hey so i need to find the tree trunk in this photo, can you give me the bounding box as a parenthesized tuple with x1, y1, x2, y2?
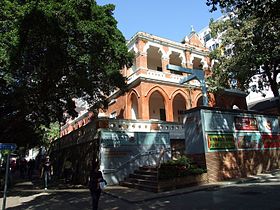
(265, 65, 280, 114)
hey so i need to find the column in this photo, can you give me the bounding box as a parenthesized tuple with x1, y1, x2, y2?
(165, 98, 173, 122)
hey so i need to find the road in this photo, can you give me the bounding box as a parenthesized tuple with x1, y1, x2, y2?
(2, 171, 280, 210)
(134, 184, 280, 210)
(2, 183, 280, 210)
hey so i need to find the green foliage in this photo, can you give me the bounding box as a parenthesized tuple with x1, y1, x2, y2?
(159, 156, 207, 180)
(206, 1, 280, 101)
(163, 156, 192, 166)
(206, 0, 280, 20)
(0, 0, 132, 147)
(39, 122, 60, 147)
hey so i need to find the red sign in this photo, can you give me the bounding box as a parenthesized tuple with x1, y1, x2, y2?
(261, 134, 280, 148)
(235, 117, 258, 131)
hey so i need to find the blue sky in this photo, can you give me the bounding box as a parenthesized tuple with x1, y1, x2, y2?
(96, 0, 222, 42)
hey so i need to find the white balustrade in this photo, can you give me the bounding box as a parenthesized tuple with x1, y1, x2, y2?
(127, 69, 184, 84)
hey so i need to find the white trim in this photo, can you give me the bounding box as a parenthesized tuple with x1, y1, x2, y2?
(128, 43, 138, 54)
(190, 53, 208, 69)
(167, 47, 186, 65)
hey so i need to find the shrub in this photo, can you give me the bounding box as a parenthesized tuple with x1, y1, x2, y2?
(163, 156, 192, 167)
(158, 156, 207, 180)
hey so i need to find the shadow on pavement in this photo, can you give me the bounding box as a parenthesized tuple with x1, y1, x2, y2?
(233, 169, 280, 185)
(3, 169, 280, 210)
(6, 191, 92, 210)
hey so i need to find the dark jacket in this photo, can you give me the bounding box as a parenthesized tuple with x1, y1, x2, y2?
(89, 170, 103, 192)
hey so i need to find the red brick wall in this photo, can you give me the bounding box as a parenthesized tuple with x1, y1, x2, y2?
(186, 153, 207, 169)
(106, 94, 127, 119)
(205, 150, 280, 182)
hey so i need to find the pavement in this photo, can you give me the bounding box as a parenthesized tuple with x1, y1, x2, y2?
(2, 169, 280, 208)
(102, 169, 280, 203)
(0, 178, 89, 209)
(102, 183, 221, 203)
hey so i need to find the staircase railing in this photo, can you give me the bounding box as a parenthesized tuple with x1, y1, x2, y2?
(102, 147, 171, 175)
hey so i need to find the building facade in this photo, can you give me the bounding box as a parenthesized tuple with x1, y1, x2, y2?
(53, 31, 280, 186)
(61, 31, 247, 136)
(106, 31, 211, 122)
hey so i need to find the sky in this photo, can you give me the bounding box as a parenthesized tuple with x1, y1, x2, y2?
(96, 0, 222, 42)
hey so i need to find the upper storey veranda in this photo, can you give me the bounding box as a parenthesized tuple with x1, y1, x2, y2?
(123, 31, 211, 86)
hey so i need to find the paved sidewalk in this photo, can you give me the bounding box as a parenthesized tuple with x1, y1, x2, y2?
(103, 169, 280, 203)
(0, 179, 87, 208)
(2, 169, 280, 209)
(103, 183, 221, 203)
(11, 178, 86, 191)
(1, 180, 224, 209)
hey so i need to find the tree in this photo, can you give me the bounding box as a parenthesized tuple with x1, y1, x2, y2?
(40, 122, 60, 147)
(206, 0, 280, 20)
(0, 0, 133, 147)
(206, 0, 280, 101)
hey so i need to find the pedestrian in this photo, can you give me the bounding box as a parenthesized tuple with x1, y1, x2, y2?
(19, 157, 27, 179)
(40, 156, 53, 190)
(27, 159, 35, 180)
(10, 159, 17, 174)
(88, 161, 106, 210)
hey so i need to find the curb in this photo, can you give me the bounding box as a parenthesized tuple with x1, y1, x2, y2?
(103, 183, 222, 203)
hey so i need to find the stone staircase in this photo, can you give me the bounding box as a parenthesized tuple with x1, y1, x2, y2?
(120, 166, 159, 192)
(121, 165, 209, 192)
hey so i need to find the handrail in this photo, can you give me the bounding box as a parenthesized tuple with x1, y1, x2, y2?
(102, 147, 171, 174)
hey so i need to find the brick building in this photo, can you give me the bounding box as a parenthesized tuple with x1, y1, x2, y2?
(61, 31, 247, 136)
(54, 32, 280, 186)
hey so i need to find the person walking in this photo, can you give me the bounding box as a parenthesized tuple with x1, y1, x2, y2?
(88, 161, 106, 210)
(40, 156, 53, 190)
(19, 157, 27, 179)
(27, 159, 35, 180)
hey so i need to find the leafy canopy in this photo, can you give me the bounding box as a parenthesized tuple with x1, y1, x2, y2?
(0, 0, 133, 147)
(206, 0, 280, 99)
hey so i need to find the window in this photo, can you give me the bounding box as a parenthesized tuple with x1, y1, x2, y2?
(212, 43, 220, 50)
(204, 34, 211, 43)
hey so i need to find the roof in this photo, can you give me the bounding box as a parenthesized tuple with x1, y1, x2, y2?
(248, 96, 280, 111)
(219, 88, 247, 97)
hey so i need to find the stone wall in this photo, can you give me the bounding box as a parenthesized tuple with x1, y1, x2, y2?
(50, 121, 99, 185)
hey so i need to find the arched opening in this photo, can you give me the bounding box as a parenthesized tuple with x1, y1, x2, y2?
(131, 94, 138, 119)
(173, 93, 186, 123)
(193, 57, 203, 69)
(147, 46, 162, 71)
(169, 51, 183, 75)
(149, 91, 166, 121)
(197, 96, 203, 107)
(128, 49, 137, 74)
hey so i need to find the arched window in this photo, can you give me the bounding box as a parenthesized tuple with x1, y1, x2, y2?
(169, 51, 183, 75)
(197, 96, 203, 107)
(147, 46, 162, 71)
(193, 57, 203, 69)
(131, 94, 138, 119)
(149, 91, 166, 121)
(173, 93, 186, 122)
